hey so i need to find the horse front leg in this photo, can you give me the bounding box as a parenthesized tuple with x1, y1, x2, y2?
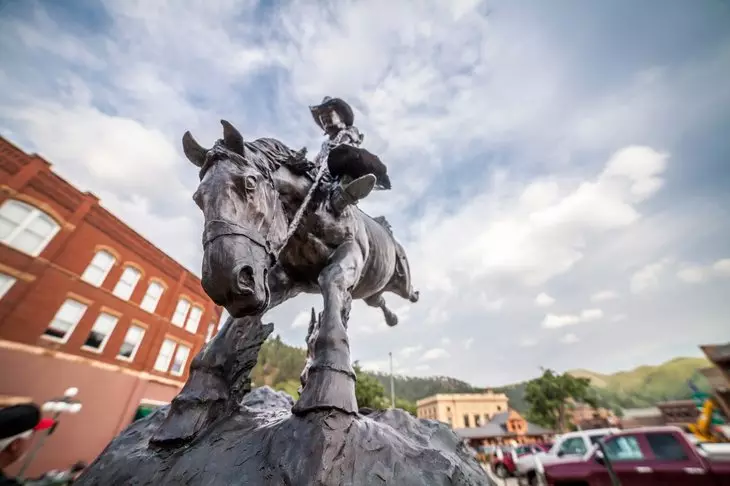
(292, 240, 363, 415)
(152, 265, 299, 445)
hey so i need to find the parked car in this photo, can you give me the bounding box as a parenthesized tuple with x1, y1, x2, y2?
(491, 443, 550, 479)
(516, 428, 620, 485)
(534, 425, 730, 486)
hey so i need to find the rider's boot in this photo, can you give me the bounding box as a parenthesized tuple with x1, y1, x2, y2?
(331, 174, 376, 216)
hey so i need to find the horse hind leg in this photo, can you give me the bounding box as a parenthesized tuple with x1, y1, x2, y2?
(365, 293, 399, 327)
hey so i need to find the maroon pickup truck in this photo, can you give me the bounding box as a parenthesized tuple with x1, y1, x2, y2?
(537, 426, 730, 486)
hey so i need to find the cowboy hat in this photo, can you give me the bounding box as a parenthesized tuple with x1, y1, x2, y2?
(309, 96, 355, 129)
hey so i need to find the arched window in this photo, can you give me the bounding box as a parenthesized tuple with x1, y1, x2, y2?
(81, 250, 116, 287)
(140, 280, 165, 313)
(170, 298, 191, 327)
(112, 265, 142, 301)
(185, 306, 203, 333)
(0, 199, 61, 257)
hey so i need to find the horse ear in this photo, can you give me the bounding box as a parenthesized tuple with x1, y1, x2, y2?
(221, 120, 244, 155)
(182, 131, 207, 167)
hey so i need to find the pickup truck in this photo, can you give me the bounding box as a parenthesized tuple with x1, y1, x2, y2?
(535, 425, 730, 486)
(516, 428, 620, 485)
(491, 444, 550, 479)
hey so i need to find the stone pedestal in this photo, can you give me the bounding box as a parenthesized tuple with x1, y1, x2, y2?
(76, 387, 491, 486)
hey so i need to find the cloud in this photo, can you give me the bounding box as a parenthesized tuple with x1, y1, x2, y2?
(611, 314, 627, 323)
(543, 308, 603, 329)
(2, 0, 730, 388)
(440, 337, 451, 346)
(400, 345, 423, 358)
(590, 290, 618, 302)
(630, 258, 672, 294)
(421, 348, 450, 361)
(542, 314, 581, 329)
(291, 311, 311, 329)
(535, 292, 556, 307)
(677, 258, 730, 284)
(560, 333, 580, 345)
(580, 309, 604, 321)
(519, 338, 538, 348)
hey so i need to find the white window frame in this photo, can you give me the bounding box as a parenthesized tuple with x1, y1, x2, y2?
(80, 250, 116, 287)
(184, 306, 203, 333)
(154, 338, 177, 372)
(205, 323, 215, 343)
(170, 298, 191, 327)
(153, 338, 192, 375)
(140, 281, 164, 313)
(81, 312, 119, 353)
(112, 265, 142, 301)
(42, 299, 88, 344)
(0, 273, 17, 299)
(117, 325, 146, 362)
(169, 344, 191, 376)
(0, 199, 61, 257)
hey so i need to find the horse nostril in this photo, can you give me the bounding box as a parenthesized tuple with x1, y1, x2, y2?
(236, 265, 255, 294)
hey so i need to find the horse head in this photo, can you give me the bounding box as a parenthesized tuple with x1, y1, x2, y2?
(183, 120, 287, 318)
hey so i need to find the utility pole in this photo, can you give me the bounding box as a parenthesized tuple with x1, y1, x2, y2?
(389, 352, 395, 408)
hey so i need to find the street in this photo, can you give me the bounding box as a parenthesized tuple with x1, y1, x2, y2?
(484, 465, 521, 486)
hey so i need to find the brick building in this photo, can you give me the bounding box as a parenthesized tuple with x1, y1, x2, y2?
(0, 136, 222, 476)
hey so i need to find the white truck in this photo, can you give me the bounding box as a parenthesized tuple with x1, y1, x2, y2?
(515, 427, 620, 486)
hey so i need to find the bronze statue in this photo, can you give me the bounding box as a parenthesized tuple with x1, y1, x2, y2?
(76, 115, 490, 486)
(152, 117, 418, 442)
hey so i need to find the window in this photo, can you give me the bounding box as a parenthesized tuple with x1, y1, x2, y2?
(154, 339, 176, 372)
(0, 199, 61, 257)
(140, 281, 164, 313)
(82, 312, 118, 352)
(558, 437, 588, 457)
(170, 299, 191, 327)
(646, 433, 688, 461)
(205, 323, 215, 343)
(0, 273, 17, 299)
(170, 344, 191, 376)
(43, 299, 88, 342)
(464, 415, 470, 427)
(474, 415, 481, 427)
(154, 338, 191, 375)
(185, 306, 203, 333)
(112, 266, 141, 301)
(604, 436, 644, 461)
(81, 250, 116, 287)
(118, 325, 145, 361)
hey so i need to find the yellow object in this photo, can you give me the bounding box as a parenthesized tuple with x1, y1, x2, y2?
(688, 399, 728, 443)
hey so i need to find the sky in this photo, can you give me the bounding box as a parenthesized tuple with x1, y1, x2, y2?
(1, 0, 729, 387)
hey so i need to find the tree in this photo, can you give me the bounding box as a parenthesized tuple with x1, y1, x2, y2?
(524, 368, 597, 432)
(353, 361, 387, 409)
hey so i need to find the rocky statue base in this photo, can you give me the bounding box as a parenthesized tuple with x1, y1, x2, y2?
(76, 387, 489, 486)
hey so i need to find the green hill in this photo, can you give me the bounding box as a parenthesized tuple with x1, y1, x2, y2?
(251, 336, 712, 413)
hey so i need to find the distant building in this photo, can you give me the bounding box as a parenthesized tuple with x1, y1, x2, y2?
(0, 136, 222, 476)
(700, 343, 730, 419)
(619, 407, 664, 429)
(619, 400, 700, 430)
(657, 400, 700, 428)
(416, 391, 509, 428)
(568, 402, 618, 430)
(454, 409, 553, 447)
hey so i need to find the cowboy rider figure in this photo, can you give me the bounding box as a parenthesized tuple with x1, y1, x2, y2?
(309, 96, 391, 216)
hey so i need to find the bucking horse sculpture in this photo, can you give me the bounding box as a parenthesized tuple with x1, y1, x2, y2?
(152, 120, 418, 444)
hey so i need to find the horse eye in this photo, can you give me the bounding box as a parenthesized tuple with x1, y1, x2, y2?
(244, 175, 257, 191)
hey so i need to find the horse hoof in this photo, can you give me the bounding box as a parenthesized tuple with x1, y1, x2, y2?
(385, 312, 398, 327)
(409, 291, 420, 303)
